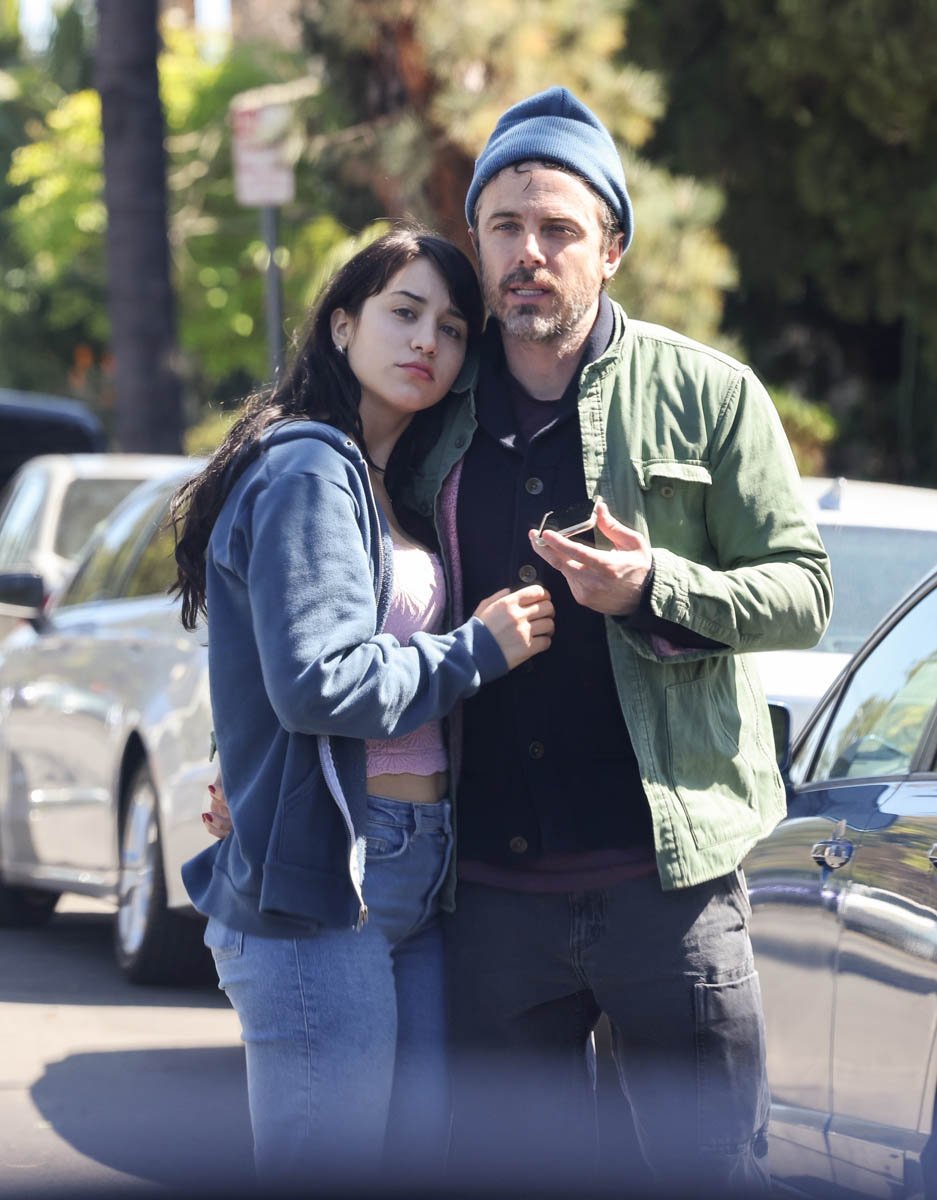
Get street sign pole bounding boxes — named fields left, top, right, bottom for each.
left=230, top=80, right=319, bottom=386
left=259, top=206, right=284, bottom=382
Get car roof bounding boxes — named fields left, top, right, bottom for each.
left=802, top=476, right=937, bottom=531
left=11, top=453, right=196, bottom=483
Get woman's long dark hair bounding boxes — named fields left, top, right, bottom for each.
left=171, top=224, right=484, bottom=630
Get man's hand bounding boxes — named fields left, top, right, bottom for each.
left=529, top=499, right=652, bottom=616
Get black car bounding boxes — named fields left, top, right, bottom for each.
left=747, top=565, right=937, bottom=1197
left=0, top=390, right=106, bottom=491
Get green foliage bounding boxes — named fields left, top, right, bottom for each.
left=0, top=19, right=376, bottom=417
left=183, top=406, right=237, bottom=456
left=298, top=0, right=737, bottom=347
left=628, top=0, right=937, bottom=485
left=768, top=388, right=838, bottom=477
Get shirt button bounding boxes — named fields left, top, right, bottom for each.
left=518, top=564, right=539, bottom=584
left=525, top=477, right=544, bottom=495
left=659, top=484, right=675, bottom=498
left=509, top=836, right=528, bottom=854
left=528, top=740, right=545, bottom=759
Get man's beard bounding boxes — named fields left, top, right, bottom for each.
left=480, top=264, right=598, bottom=345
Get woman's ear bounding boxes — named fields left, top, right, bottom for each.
left=330, top=308, right=352, bottom=352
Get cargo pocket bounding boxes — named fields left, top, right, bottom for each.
left=694, top=968, right=769, bottom=1154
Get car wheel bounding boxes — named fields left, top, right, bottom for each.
left=0, top=881, right=59, bottom=928
left=115, top=761, right=213, bottom=986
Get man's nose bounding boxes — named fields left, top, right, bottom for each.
left=519, top=232, right=546, bottom=266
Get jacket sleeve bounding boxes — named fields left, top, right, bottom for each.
left=237, top=468, right=507, bottom=737
left=631, top=371, right=833, bottom=659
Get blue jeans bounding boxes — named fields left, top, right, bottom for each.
left=444, top=868, right=771, bottom=1195
left=206, top=794, right=453, bottom=1187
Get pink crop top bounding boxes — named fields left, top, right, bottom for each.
left=365, top=534, right=448, bottom=777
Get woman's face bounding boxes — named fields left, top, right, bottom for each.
left=331, top=257, right=470, bottom=430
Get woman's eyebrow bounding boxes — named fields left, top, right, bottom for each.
left=391, top=289, right=466, bottom=321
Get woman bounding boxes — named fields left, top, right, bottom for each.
left=171, top=226, right=554, bottom=1185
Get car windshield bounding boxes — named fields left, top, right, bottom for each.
left=54, top=478, right=148, bottom=559
left=816, top=525, right=937, bottom=655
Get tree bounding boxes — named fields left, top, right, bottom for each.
left=628, top=0, right=937, bottom=483
left=96, top=0, right=183, bottom=452
left=296, top=0, right=739, bottom=351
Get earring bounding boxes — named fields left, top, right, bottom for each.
left=333, top=342, right=345, bottom=357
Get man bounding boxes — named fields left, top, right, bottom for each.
left=412, top=87, right=832, bottom=1194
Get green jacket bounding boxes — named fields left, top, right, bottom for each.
left=407, top=302, right=833, bottom=890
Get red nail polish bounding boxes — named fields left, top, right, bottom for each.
left=201, top=812, right=214, bottom=823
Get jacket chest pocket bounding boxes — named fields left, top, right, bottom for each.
left=634, top=459, right=712, bottom=557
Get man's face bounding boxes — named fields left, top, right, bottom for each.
left=471, top=163, right=623, bottom=346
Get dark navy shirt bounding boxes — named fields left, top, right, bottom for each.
left=456, top=299, right=655, bottom=867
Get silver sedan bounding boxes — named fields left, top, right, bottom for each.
left=0, top=466, right=214, bottom=985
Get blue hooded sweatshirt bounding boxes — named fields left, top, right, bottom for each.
left=181, top=420, right=507, bottom=935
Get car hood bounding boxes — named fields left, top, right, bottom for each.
left=750, top=648, right=852, bottom=738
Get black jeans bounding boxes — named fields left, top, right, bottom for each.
left=444, top=869, right=770, bottom=1196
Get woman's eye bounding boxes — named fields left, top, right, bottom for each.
left=441, top=324, right=464, bottom=340
left=392, top=306, right=416, bottom=320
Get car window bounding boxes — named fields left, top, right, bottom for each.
left=816, top=526, right=937, bottom=655
left=54, top=477, right=151, bottom=559
left=0, top=468, right=47, bottom=567
left=808, top=586, right=937, bottom=782
left=119, top=504, right=178, bottom=599
left=58, top=486, right=173, bottom=608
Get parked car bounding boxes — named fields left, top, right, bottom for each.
left=0, top=463, right=214, bottom=984
left=753, top=476, right=937, bottom=736
left=747, top=564, right=937, bottom=1197
left=0, top=389, right=106, bottom=492
left=0, top=453, right=191, bottom=643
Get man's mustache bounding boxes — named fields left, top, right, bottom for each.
left=499, top=267, right=554, bottom=291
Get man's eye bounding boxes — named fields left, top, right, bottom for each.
left=493, top=222, right=519, bottom=232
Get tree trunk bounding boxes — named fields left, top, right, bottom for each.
left=96, top=0, right=183, bottom=453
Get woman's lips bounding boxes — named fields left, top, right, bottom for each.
left=398, top=362, right=435, bottom=381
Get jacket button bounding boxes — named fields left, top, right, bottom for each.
left=660, top=484, right=675, bottom=498
left=509, top=836, right=528, bottom=854
left=455, top=435, right=467, bottom=448
left=528, top=740, right=545, bottom=759
left=525, top=477, right=544, bottom=495
left=518, top=564, right=538, bottom=584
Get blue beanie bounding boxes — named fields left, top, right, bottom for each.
left=465, top=87, right=633, bottom=252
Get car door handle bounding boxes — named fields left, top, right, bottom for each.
left=812, top=839, right=854, bottom=870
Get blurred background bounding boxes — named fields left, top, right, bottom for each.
left=2, top=0, right=935, bottom=482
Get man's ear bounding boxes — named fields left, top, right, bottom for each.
left=468, top=226, right=479, bottom=261
left=330, top=308, right=352, bottom=350
left=602, top=233, right=625, bottom=283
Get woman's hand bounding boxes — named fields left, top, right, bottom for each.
left=201, top=770, right=232, bottom=840
left=473, top=584, right=555, bottom=669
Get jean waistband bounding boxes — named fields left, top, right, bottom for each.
left=366, top=792, right=452, bottom=834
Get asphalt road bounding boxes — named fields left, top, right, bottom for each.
left=0, top=896, right=253, bottom=1199
left=0, top=898, right=761, bottom=1200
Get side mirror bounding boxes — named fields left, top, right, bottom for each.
left=0, top=572, right=47, bottom=628
left=769, top=702, right=792, bottom=775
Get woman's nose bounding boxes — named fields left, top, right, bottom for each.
left=411, top=322, right=437, bottom=355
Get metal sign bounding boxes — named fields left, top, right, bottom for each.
left=230, top=99, right=295, bottom=208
